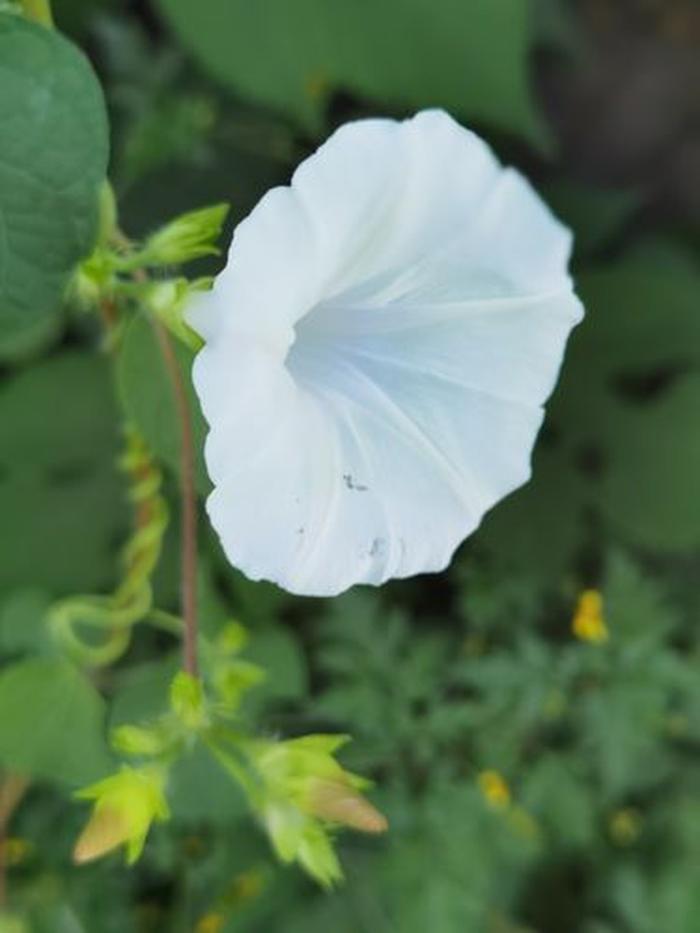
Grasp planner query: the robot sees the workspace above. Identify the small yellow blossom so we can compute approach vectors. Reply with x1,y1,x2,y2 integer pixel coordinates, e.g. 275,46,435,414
195,913,225,933
226,868,266,904
0,837,32,866
572,589,609,643
609,808,642,846
478,770,511,810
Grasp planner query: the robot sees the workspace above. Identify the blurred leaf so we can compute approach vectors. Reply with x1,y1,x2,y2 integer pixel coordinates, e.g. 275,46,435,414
477,445,587,582
168,745,248,825
577,678,668,798
532,0,582,53
603,550,677,647
0,352,125,593
0,310,63,368
217,560,289,628
0,15,108,353
109,655,180,728
596,376,700,551
573,255,700,380
155,0,549,147
522,755,596,847
0,657,112,784
545,182,641,256
53,0,115,37
0,588,53,656
243,627,308,706
543,250,700,555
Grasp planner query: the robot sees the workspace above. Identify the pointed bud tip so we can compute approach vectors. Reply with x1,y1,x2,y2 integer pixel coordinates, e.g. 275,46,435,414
73,807,130,865
309,780,388,834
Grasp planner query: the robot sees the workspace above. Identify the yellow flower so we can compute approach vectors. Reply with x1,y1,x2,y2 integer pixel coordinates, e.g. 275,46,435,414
73,766,169,865
478,770,511,810
572,589,609,643
609,808,642,846
195,914,225,933
1,837,32,866
225,868,266,904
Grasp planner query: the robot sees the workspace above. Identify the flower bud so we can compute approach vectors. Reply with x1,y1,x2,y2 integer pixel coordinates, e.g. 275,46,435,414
111,724,171,758
142,204,229,266
170,671,207,730
250,734,387,885
73,766,169,865
144,278,208,351
306,778,387,832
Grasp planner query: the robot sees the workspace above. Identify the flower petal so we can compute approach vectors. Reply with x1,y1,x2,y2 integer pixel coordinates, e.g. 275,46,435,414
189,110,583,596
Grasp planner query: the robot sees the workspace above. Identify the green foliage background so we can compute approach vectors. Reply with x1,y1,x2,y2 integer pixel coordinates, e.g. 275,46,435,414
0,0,699,930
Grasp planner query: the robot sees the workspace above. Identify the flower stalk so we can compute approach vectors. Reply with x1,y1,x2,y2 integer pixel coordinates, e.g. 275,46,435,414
151,318,200,678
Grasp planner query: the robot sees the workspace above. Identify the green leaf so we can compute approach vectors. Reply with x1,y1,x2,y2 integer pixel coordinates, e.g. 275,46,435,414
521,755,596,848
577,679,668,798
155,0,549,147
0,657,112,784
0,307,62,367
544,182,641,257
0,588,53,656
168,744,248,824
477,446,587,582
0,15,108,352
117,314,209,494
243,627,308,705
109,655,180,728
0,352,125,593
574,256,700,377
541,249,700,555
551,251,700,435
602,551,677,647
596,376,700,551
53,0,115,38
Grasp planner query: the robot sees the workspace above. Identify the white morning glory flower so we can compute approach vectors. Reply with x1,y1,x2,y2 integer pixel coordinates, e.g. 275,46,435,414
188,109,583,597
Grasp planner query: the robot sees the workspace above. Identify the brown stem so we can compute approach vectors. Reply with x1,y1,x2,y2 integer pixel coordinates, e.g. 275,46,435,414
151,320,199,677
0,775,29,909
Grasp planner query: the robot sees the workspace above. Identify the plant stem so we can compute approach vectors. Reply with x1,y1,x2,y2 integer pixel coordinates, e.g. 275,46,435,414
20,0,53,26
151,319,199,678
109,216,200,677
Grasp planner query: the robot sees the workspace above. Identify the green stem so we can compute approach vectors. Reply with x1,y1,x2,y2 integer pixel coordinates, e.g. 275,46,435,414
20,0,53,26
151,319,200,678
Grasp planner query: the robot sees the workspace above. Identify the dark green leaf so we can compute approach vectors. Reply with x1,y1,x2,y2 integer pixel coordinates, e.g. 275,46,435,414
155,0,549,147
0,656,112,784
0,588,53,656
0,352,125,593
597,376,700,551
0,15,108,351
